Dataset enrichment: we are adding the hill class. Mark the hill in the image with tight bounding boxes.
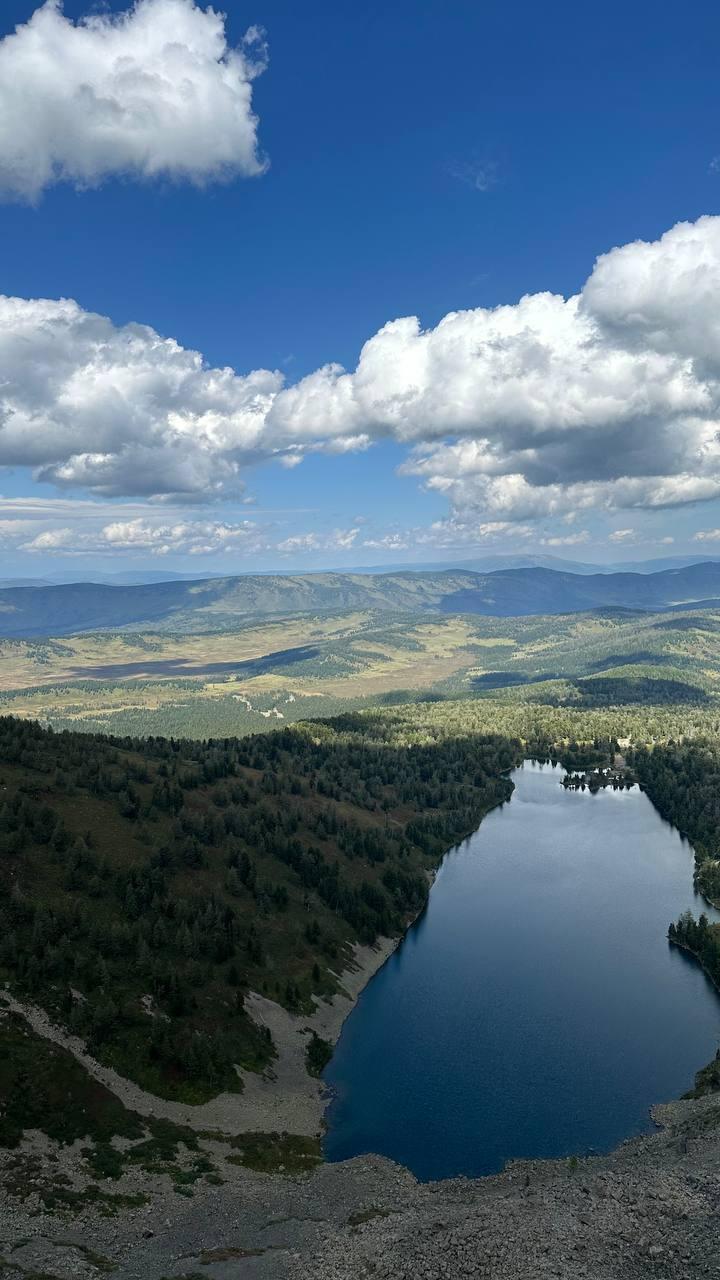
[4,601,720,741]
[0,570,479,637]
[0,713,517,1106]
[436,561,720,616]
[3,700,720,1278]
[3,561,720,637]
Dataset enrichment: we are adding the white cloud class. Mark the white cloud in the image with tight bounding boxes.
[398,467,720,523]
[0,498,372,561]
[22,527,77,551]
[363,519,535,553]
[17,515,367,559]
[0,0,267,202]
[0,295,375,499]
[273,216,720,523]
[275,528,359,554]
[608,528,636,544]
[101,517,261,556]
[361,533,411,552]
[0,295,284,497]
[540,530,590,547]
[10,217,720,523]
[693,528,720,542]
[21,516,264,557]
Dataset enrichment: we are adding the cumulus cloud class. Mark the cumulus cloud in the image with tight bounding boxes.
[21,527,83,552]
[362,519,534,553]
[276,528,360,554]
[21,516,264,557]
[398,466,720,523]
[272,216,720,523]
[0,0,268,202]
[361,533,411,552]
[694,528,720,542]
[9,504,367,560]
[608,528,637,544]
[9,217,720,523]
[540,530,591,547]
[0,295,284,497]
[0,295,376,498]
[101,517,261,555]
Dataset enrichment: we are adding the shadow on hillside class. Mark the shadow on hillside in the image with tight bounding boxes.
[66,645,322,681]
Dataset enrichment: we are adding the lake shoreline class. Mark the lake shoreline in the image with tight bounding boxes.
[4,763,720,1277]
[0,940,402,1141]
[185,762,720,1151]
[245,776,519,1139]
[3,1048,720,1279]
[3,761,717,1159]
[0,783,516,1144]
[323,759,720,1180]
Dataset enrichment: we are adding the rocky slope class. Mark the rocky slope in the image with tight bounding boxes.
[2,1090,720,1279]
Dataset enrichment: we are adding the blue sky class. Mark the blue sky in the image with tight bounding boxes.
[2,0,720,574]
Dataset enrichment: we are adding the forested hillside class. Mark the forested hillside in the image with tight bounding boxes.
[0,715,519,1103]
[631,740,720,905]
[4,695,720,1111]
[0,569,478,636]
[2,561,720,637]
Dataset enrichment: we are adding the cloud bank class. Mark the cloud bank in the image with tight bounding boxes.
[20,517,265,557]
[0,0,267,201]
[0,496,367,560]
[6,216,720,525]
[17,518,367,559]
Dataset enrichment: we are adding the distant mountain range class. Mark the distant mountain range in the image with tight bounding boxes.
[1,552,719,591]
[1,561,720,637]
[390,552,720,576]
[0,569,222,589]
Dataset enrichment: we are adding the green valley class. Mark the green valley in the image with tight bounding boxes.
[2,601,720,739]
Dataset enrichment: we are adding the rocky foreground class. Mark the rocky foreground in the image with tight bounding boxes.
[2,1091,720,1279]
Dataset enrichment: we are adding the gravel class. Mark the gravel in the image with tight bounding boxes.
[2,1093,720,1279]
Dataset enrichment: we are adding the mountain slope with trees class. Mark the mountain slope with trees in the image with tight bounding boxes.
[0,714,519,1102]
[3,561,720,636]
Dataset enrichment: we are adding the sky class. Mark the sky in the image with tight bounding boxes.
[3,0,720,576]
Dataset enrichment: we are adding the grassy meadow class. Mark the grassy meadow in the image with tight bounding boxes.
[1,604,720,737]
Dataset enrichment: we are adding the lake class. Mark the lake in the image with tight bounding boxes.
[323,760,720,1181]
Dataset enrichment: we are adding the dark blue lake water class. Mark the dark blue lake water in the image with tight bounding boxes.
[323,761,720,1181]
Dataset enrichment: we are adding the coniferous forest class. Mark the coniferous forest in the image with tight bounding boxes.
[0,712,520,1103]
[4,693,720,1107]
